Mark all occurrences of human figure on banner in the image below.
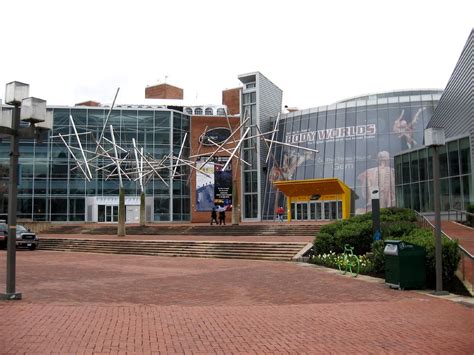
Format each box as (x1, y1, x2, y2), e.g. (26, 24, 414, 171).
(268, 150, 315, 218)
(392, 107, 425, 149)
(357, 151, 395, 212)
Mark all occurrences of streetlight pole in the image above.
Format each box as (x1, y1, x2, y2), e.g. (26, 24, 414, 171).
(5, 103, 20, 299)
(432, 145, 443, 293)
(425, 127, 448, 295)
(1, 82, 51, 300)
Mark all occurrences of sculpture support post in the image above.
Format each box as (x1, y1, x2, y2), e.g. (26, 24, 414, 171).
(140, 191, 146, 226)
(118, 187, 126, 236)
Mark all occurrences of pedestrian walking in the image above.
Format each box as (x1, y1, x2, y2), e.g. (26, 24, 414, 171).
(276, 206, 284, 222)
(210, 207, 218, 225)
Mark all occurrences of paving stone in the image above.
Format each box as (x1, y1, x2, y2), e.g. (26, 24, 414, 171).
(0, 251, 472, 354)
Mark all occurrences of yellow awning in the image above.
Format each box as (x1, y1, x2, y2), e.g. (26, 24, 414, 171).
(273, 178, 351, 219)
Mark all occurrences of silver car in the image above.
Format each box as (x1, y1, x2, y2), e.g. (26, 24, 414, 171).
(0, 223, 39, 250)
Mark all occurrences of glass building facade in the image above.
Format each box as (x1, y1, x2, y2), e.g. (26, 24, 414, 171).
(395, 136, 472, 212)
(0, 106, 190, 222)
(262, 90, 442, 220)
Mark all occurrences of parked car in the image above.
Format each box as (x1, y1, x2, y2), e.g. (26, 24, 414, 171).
(0, 223, 39, 250)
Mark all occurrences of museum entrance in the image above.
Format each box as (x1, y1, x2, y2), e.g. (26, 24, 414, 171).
(98, 205, 118, 223)
(291, 201, 342, 221)
(273, 178, 351, 222)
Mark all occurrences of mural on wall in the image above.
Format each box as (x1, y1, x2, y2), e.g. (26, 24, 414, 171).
(392, 107, 425, 150)
(264, 101, 436, 218)
(356, 150, 395, 213)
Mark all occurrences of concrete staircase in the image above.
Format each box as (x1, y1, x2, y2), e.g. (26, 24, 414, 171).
(38, 238, 309, 261)
(43, 223, 322, 237)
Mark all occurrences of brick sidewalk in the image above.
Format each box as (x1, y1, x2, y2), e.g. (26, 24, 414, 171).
(1, 251, 473, 354)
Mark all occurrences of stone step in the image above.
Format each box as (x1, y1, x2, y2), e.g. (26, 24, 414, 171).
(38, 238, 307, 261)
(43, 224, 322, 237)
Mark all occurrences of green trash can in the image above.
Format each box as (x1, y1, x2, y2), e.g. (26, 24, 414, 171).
(384, 240, 426, 290)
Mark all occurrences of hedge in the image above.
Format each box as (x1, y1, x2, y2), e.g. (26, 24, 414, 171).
(313, 208, 460, 289)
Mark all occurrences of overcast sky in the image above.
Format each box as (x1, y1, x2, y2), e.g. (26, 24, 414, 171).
(1, 0, 473, 110)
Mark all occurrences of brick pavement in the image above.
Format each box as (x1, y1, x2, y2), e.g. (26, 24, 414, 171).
(0, 251, 473, 354)
(441, 221, 474, 255)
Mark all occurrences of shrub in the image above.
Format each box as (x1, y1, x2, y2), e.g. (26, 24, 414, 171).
(381, 221, 417, 239)
(380, 208, 417, 222)
(334, 221, 373, 255)
(370, 240, 386, 275)
(402, 228, 461, 288)
(313, 232, 337, 255)
(314, 208, 417, 256)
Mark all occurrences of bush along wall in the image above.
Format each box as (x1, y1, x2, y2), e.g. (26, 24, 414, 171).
(312, 208, 461, 289)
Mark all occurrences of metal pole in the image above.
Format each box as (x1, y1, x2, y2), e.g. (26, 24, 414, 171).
(4, 104, 21, 299)
(432, 145, 443, 294)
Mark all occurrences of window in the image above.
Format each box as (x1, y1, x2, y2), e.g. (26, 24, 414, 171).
(216, 108, 226, 116)
(185, 107, 192, 115)
(205, 108, 213, 116)
(194, 108, 203, 115)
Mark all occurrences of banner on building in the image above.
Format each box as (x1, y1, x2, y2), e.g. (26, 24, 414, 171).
(214, 161, 232, 209)
(195, 160, 215, 212)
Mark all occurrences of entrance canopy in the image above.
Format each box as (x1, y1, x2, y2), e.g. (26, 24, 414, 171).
(273, 178, 351, 220)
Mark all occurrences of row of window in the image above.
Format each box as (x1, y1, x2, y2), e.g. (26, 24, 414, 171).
(184, 107, 227, 116)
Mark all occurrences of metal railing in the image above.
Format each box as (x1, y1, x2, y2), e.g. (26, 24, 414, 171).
(415, 211, 474, 294)
(448, 208, 474, 227)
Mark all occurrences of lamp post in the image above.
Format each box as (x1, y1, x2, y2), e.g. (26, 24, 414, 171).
(424, 127, 448, 295)
(0, 82, 51, 300)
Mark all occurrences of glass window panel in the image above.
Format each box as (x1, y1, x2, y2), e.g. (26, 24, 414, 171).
(459, 138, 471, 175)
(440, 178, 450, 211)
(410, 151, 419, 182)
(450, 177, 462, 210)
(53, 109, 70, 126)
(420, 181, 431, 212)
(402, 154, 410, 184)
(461, 175, 471, 210)
(33, 180, 47, 195)
(51, 198, 67, 214)
(18, 198, 32, 215)
(71, 109, 87, 127)
(447, 141, 460, 176)
(154, 196, 170, 221)
(419, 149, 428, 181)
(411, 183, 420, 211)
(439, 145, 448, 178)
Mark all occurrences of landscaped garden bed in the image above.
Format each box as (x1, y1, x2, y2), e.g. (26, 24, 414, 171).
(310, 208, 461, 290)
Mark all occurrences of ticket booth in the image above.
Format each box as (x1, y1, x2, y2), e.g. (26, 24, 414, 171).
(273, 178, 351, 221)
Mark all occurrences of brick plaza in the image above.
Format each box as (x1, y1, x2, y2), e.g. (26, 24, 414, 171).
(0, 250, 473, 354)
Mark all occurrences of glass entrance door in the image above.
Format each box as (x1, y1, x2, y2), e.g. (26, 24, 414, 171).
(291, 201, 342, 221)
(98, 205, 119, 222)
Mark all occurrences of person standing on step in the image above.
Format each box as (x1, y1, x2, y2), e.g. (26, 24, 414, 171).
(217, 205, 226, 225)
(210, 207, 218, 225)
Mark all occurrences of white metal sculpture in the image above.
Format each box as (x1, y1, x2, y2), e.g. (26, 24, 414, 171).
(53, 90, 318, 195)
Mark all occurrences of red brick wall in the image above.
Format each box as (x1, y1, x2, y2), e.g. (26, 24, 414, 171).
(222, 88, 241, 115)
(145, 84, 183, 100)
(75, 100, 101, 107)
(190, 115, 241, 223)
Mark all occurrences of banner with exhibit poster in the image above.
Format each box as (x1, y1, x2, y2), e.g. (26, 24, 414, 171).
(195, 157, 232, 212)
